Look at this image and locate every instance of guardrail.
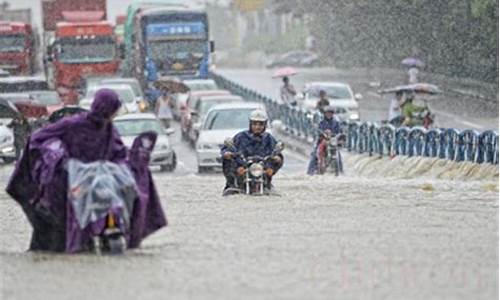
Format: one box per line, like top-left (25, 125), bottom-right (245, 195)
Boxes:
top-left (210, 72), bottom-right (499, 165)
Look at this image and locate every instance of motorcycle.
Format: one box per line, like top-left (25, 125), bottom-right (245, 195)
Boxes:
top-left (316, 130), bottom-right (345, 175)
top-left (67, 158), bottom-right (138, 254)
top-left (223, 141), bottom-right (284, 196)
top-left (386, 107), bottom-right (435, 129)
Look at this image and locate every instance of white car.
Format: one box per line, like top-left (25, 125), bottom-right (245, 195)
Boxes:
top-left (113, 113), bottom-right (176, 172)
top-left (0, 123), bottom-right (14, 163)
top-left (188, 94), bottom-right (244, 145)
top-left (100, 78), bottom-right (148, 112)
top-left (196, 102), bottom-right (267, 173)
top-left (79, 84), bottom-right (139, 115)
top-left (298, 82), bottom-right (362, 121)
top-left (174, 79), bottom-right (218, 119)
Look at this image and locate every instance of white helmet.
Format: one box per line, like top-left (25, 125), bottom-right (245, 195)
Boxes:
top-left (249, 109), bottom-right (268, 122)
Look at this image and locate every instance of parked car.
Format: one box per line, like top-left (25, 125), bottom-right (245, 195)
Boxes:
top-left (265, 51), bottom-right (319, 68)
top-left (180, 89), bottom-right (230, 141)
top-left (188, 94), bottom-right (244, 145)
top-left (113, 113), bottom-right (176, 172)
top-left (79, 84), bottom-right (138, 115)
top-left (297, 82), bottom-right (362, 121)
top-left (174, 79), bottom-right (218, 120)
top-left (196, 102), bottom-right (267, 173)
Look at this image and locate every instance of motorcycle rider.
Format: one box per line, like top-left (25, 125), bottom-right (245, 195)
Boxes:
top-left (221, 109), bottom-right (284, 194)
top-left (401, 92), bottom-right (427, 127)
top-left (307, 105), bottom-right (343, 175)
top-left (316, 90), bottom-right (330, 114)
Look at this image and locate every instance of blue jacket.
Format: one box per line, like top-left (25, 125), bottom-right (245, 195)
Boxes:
top-left (318, 117), bottom-right (341, 135)
top-left (221, 130), bottom-right (279, 168)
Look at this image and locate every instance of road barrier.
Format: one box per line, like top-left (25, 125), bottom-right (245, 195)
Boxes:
top-left (211, 72), bottom-right (498, 165)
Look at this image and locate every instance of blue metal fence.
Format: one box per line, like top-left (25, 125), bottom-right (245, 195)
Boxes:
top-left (210, 72), bottom-right (498, 165)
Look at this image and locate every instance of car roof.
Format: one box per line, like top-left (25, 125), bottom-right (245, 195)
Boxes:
top-left (91, 84), bottom-right (135, 91)
top-left (198, 95), bottom-right (243, 102)
top-left (189, 89), bottom-right (229, 96)
top-left (183, 79), bottom-right (215, 85)
top-left (101, 78), bottom-right (139, 84)
top-left (114, 113), bottom-right (157, 121)
top-left (208, 102), bottom-right (265, 111)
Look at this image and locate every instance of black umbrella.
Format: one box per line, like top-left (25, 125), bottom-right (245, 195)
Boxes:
top-left (49, 106), bottom-right (88, 123)
top-left (0, 98), bottom-right (21, 119)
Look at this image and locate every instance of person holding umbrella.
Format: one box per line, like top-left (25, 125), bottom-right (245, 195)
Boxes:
top-left (280, 76), bottom-right (297, 106)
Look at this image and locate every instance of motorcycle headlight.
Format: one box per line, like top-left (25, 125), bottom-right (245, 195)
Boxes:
top-left (249, 162), bottom-right (264, 177)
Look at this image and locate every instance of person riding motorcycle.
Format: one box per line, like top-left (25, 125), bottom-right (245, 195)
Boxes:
top-left (316, 90), bottom-right (330, 114)
top-left (6, 89), bottom-right (167, 253)
top-left (221, 109), bottom-right (283, 193)
top-left (401, 92), bottom-right (428, 127)
top-left (307, 105), bottom-right (343, 175)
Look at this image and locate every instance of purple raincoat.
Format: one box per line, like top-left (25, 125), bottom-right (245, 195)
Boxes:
top-left (6, 89), bottom-right (167, 252)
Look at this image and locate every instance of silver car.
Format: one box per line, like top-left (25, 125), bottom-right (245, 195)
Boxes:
top-left (114, 113), bottom-right (176, 172)
top-left (297, 82), bottom-right (362, 121)
top-left (196, 102), bottom-right (267, 173)
top-left (174, 79), bottom-right (218, 119)
top-left (80, 84), bottom-right (139, 115)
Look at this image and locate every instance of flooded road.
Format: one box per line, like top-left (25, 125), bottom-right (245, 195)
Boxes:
top-left (1, 155), bottom-right (498, 299)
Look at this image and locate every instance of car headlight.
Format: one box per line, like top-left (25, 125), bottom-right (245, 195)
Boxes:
top-left (0, 135), bottom-right (12, 143)
top-left (155, 143), bottom-right (169, 151)
top-left (249, 162), bottom-right (264, 177)
top-left (139, 101), bottom-right (148, 112)
top-left (1, 146), bottom-right (14, 153)
top-left (349, 113), bottom-right (359, 120)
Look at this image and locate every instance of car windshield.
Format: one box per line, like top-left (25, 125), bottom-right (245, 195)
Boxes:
top-left (0, 34), bottom-right (25, 52)
top-left (56, 36), bottom-right (115, 63)
top-left (114, 119), bottom-right (164, 136)
top-left (203, 108), bottom-right (254, 130)
top-left (102, 80), bottom-right (143, 97)
top-left (29, 92), bottom-right (61, 105)
top-left (186, 81), bottom-right (217, 91)
top-left (199, 99), bottom-right (241, 115)
top-left (86, 86), bottom-right (135, 103)
top-left (149, 40), bottom-right (205, 61)
top-left (307, 85), bottom-right (352, 99)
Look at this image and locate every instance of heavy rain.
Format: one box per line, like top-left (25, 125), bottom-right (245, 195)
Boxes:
top-left (0, 0), bottom-right (498, 299)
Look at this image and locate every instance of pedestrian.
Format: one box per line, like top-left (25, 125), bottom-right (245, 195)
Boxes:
top-left (155, 91), bottom-right (174, 129)
top-left (280, 76), bottom-right (297, 106)
top-left (7, 114), bottom-right (31, 160)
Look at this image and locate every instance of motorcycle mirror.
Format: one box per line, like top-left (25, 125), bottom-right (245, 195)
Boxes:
top-left (223, 137), bottom-right (234, 147)
top-left (275, 141), bottom-right (285, 151)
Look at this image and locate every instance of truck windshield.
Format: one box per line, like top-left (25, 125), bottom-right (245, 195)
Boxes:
top-left (0, 34), bottom-right (25, 52)
top-left (57, 36), bottom-right (115, 64)
top-left (149, 40), bottom-right (205, 62)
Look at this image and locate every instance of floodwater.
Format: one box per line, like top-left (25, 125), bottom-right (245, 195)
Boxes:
top-left (1, 155), bottom-right (497, 299)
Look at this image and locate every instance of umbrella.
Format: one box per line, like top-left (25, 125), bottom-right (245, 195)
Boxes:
top-left (14, 101), bottom-right (49, 118)
top-left (401, 57), bottom-right (425, 68)
top-left (272, 67), bottom-right (298, 78)
top-left (378, 83), bottom-right (441, 95)
top-left (153, 78), bottom-right (190, 93)
top-left (0, 98), bottom-right (21, 119)
top-left (49, 106), bottom-right (88, 123)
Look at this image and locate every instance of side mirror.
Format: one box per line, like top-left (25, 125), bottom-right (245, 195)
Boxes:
top-left (275, 141), bottom-right (285, 151)
top-left (354, 93), bottom-right (363, 101)
top-left (210, 40), bottom-right (215, 53)
top-left (165, 128), bottom-right (175, 135)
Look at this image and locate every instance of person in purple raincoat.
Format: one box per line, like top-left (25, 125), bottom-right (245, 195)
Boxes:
top-left (6, 89), bottom-right (167, 252)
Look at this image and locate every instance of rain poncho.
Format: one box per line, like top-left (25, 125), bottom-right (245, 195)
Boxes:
top-left (6, 89), bottom-right (167, 252)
